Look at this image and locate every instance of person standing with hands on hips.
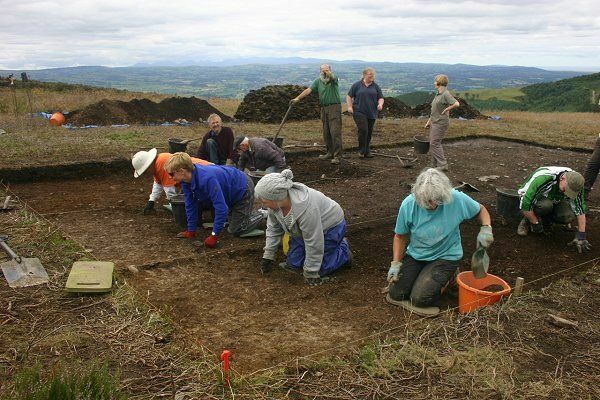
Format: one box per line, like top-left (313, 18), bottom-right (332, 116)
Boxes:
top-left (424, 75), bottom-right (460, 171)
top-left (291, 64), bottom-right (343, 165)
top-left (346, 67), bottom-right (384, 158)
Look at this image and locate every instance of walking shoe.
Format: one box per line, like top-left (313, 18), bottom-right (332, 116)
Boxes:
top-left (279, 261), bottom-right (301, 274)
top-left (364, 153), bottom-right (374, 158)
top-left (435, 164), bottom-right (449, 172)
top-left (330, 157), bottom-right (340, 165)
top-left (342, 250), bottom-right (354, 269)
top-left (517, 217), bottom-right (530, 236)
top-left (318, 153), bottom-right (333, 160)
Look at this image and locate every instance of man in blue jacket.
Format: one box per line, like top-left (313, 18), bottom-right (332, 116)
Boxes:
top-left (165, 152), bottom-right (265, 248)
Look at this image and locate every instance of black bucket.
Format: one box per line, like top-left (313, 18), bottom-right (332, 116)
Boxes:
top-left (168, 138), bottom-right (188, 154)
top-left (413, 135), bottom-right (430, 154)
top-left (496, 188), bottom-right (521, 220)
top-left (170, 194), bottom-right (187, 229)
top-left (267, 136), bottom-right (285, 148)
top-left (247, 170), bottom-right (266, 185)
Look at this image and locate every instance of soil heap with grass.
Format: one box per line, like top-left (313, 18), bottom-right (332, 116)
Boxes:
top-left (378, 97), bottom-right (415, 119)
top-left (234, 85), bottom-right (321, 123)
top-left (67, 97), bottom-right (231, 126)
top-left (413, 96), bottom-right (487, 120)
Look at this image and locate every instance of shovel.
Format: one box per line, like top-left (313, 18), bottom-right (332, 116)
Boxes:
top-left (471, 245), bottom-right (489, 279)
top-left (272, 102), bottom-right (294, 144)
top-left (0, 235), bottom-right (49, 288)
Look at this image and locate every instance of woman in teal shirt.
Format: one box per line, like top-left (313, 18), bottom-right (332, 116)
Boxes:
top-left (386, 168), bottom-right (493, 316)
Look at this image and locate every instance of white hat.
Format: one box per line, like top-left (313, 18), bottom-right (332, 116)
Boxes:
top-left (132, 148), bottom-right (158, 178)
top-left (254, 169), bottom-right (294, 201)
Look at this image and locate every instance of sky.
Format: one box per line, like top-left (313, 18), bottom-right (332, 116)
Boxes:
top-left (1, 0), bottom-right (599, 70)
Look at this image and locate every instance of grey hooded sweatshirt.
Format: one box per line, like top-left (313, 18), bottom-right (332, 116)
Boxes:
top-left (262, 182), bottom-right (345, 277)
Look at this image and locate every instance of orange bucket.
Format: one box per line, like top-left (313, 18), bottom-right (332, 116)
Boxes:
top-left (456, 271), bottom-right (511, 313)
top-left (49, 112), bottom-right (65, 126)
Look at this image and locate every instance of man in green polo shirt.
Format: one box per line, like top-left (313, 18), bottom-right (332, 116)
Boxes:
top-left (291, 64), bottom-right (343, 165)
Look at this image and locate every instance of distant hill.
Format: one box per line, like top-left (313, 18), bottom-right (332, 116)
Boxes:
top-left (0, 62), bottom-right (581, 99)
top-left (453, 73), bottom-right (600, 112)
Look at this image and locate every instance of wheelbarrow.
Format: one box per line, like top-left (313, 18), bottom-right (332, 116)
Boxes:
top-left (0, 235), bottom-right (49, 288)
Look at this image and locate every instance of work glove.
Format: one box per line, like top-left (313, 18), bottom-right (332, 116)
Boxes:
top-left (530, 222), bottom-right (544, 234)
top-left (289, 98), bottom-right (299, 105)
top-left (387, 261), bottom-right (403, 283)
top-left (260, 258), bottom-right (273, 274)
top-left (305, 276), bottom-right (330, 286)
top-left (477, 225), bottom-right (494, 248)
top-left (204, 234), bottom-right (218, 248)
top-left (177, 230), bottom-right (197, 238)
top-left (568, 232), bottom-right (592, 253)
top-left (143, 200), bottom-right (155, 215)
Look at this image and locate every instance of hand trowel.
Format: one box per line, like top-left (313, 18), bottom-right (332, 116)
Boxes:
top-left (471, 245), bottom-right (490, 279)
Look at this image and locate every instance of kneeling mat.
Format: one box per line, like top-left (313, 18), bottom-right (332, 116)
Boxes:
top-left (239, 229), bottom-right (264, 238)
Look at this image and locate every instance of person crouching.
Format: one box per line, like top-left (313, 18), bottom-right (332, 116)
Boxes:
top-left (255, 169), bottom-right (352, 286)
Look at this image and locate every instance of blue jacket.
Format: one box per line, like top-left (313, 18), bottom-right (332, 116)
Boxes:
top-left (182, 165), bottom-right (248, 234)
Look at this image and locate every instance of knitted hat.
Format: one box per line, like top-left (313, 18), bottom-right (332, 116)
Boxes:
top-left (254, 169), bottom-right (294, 201)
top-left (564, 171), bottom-right (584, 199)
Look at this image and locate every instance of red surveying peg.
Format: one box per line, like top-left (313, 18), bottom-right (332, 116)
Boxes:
top-left (220, 350), bottom-right (231, 386)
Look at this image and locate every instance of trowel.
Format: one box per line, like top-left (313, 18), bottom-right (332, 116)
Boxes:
top-left (0, 196), bottom-right (14, 212)
top-left (0, 235), bottom-right (49, 288)
top-left (471, 245), bottom-right (490, 279)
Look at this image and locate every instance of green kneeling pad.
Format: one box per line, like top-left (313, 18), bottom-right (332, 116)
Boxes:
top-left (162, 204), bottom-right (173, 213)
top-left (386, 294), bottom-right (440, 317)
top-left (66, 261), bottom-right (114, 293)
top-left (239, 229), bottom-right (264, 238)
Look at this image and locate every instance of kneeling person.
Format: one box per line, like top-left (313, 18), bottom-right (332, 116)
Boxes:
top-left (165, 152), bottom-right (265, 247)
top-left (517, 166), bottom-right (589, 253)
top-left (234, 136), bottom-right (286, 173)
top-left (255, 169), bottom-right (352, 286)
top-left (387, 168), bottom-right (493, 316)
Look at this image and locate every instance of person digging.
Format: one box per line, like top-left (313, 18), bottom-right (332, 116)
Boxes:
top-left (131, 148), bottom-right (211, 214)
top-left (234, 135), bottom-right (287, 174)
top-left (386, 168), bottom-right (493, 317)
top-left (517, 166), bottom-right (590, 253)
top-left (254, 169), bottom-right (353, 286)
top-left (164, 152), bottom-right (266, 248)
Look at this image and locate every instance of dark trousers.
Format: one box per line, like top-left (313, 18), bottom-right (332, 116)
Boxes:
top-left (321, 104), bottom-right (342, 158)
top-left (206, 138), bottom-right (226, 165)
top-left (389, 255), bottom-right (459, 307)
top-left (533, 198), bottom-right (575, 224)
top-left (353, 113), bottom-right (376, 155)
top-left (584, 136), bottom-right (600, 192)
top-left (227, 175), bottom-right (263, 236)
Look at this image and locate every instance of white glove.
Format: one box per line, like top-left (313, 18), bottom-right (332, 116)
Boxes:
top-left (387, 261), bottom-right (403, 283)
top-left (477, 225), bottom-right (494, 248)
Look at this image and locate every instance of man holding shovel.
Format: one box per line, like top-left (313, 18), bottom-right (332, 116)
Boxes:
top-left (197, 114), bottom-right (236, 166)
top-left (517, 166), bottom-right (590, 253)
top-left (132, 148), bottom-right (211, 214)
top-left (291, 64), bottom-right (343, 165)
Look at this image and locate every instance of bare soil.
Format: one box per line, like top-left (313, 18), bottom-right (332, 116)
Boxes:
top-left (8, 138), bottom-right (599, 372)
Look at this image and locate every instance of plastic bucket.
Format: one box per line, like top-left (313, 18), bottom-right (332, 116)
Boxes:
top-left (168, 138), bottom-right (188, 154)
top-left (49, 112), bottom-right (65, 126)
top-left (247, 170), bottom-right (266, 185)
top-left (456, 271), bottom-right (511, 314)
top-left (496, 188), bottom-right (521, 220)
top-left (267, 136), bottom-right (285, 148)
top-left (413, 135), bottom-right (430, 154)
top-left (169, 194), bottom-right (187, 230)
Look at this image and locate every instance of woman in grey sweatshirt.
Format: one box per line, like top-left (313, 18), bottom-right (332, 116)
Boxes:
top-left (254, 169), bottom-right (352, 285)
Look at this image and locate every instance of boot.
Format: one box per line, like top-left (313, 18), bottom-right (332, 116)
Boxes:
top-left (517, 217), bottom-right (530, 236)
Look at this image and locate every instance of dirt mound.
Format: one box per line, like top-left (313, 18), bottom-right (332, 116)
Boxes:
top-left (413, 96), bottom-right (487, 120)
top-left (67, 97), bottom-right (231, 126)
top-left (234, 85), bottom-right (321, 123)
top-left (379, 97), bottom-right (415, 119)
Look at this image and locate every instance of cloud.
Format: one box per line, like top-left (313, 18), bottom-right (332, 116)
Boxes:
top-left (0, 0), bottom-right (599, 69)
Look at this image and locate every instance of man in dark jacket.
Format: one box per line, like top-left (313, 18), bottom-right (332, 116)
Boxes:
top-left (234, 136), bottom-right (286, 173)
top-left (197, 114), bottom-right (236, 165)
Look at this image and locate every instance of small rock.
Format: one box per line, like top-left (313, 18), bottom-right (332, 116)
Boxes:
top-left (0, 129), bottom-right (6, 135)
top-left (321, 174), bottom-right (326, 179)
top-left (127, 265), bottom-right (139, 274)
top-left (314, 371), bottom-right (324, 377)
top-left (117, 200), bottom-right (124, 204)
top-left (84, 249), bottom-right (93, 253)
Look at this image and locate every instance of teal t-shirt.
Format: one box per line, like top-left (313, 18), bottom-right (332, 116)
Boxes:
top-left (394, 189), bottom-right (481, 261)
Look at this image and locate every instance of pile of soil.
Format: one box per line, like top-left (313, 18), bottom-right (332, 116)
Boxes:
top-left (379, 97), bottom-right (415, 119)
top-left (67, 97), bottom-right (231, 126)
top-left (413, 96), bottom-right (487, 120)
top-left (234, 85), bottom-right (321, 123)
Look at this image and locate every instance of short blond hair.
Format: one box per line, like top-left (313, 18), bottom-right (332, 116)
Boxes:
top-left (164, 152), bottom-right (194, 173)
top-left (435, 74), bottom-right (449, 87)
top-left (207, 113), bottom-right (221, 123)
top-left (363, 67), bottom-right (376, 77)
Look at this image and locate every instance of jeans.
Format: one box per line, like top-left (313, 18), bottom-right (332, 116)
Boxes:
top-left (206, 138), bottom-right (226, 165)
top-left (286, 220), bottom-right (350, 277)
top-left (227, 175), bottom-right (264, 236)
top-left (353, 113), bottom-right (376, 155)
top-left (584, 136), bottom-right (600, 192)
top-left (321, 104), bottom-right (343, 158)
top-left (388, 255), bottom-right (459, 307)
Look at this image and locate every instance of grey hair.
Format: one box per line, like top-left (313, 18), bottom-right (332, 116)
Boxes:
top-left (207, 113), bottom-right (221, 123)
top-left (411, 168), bottom-right (453, 209)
